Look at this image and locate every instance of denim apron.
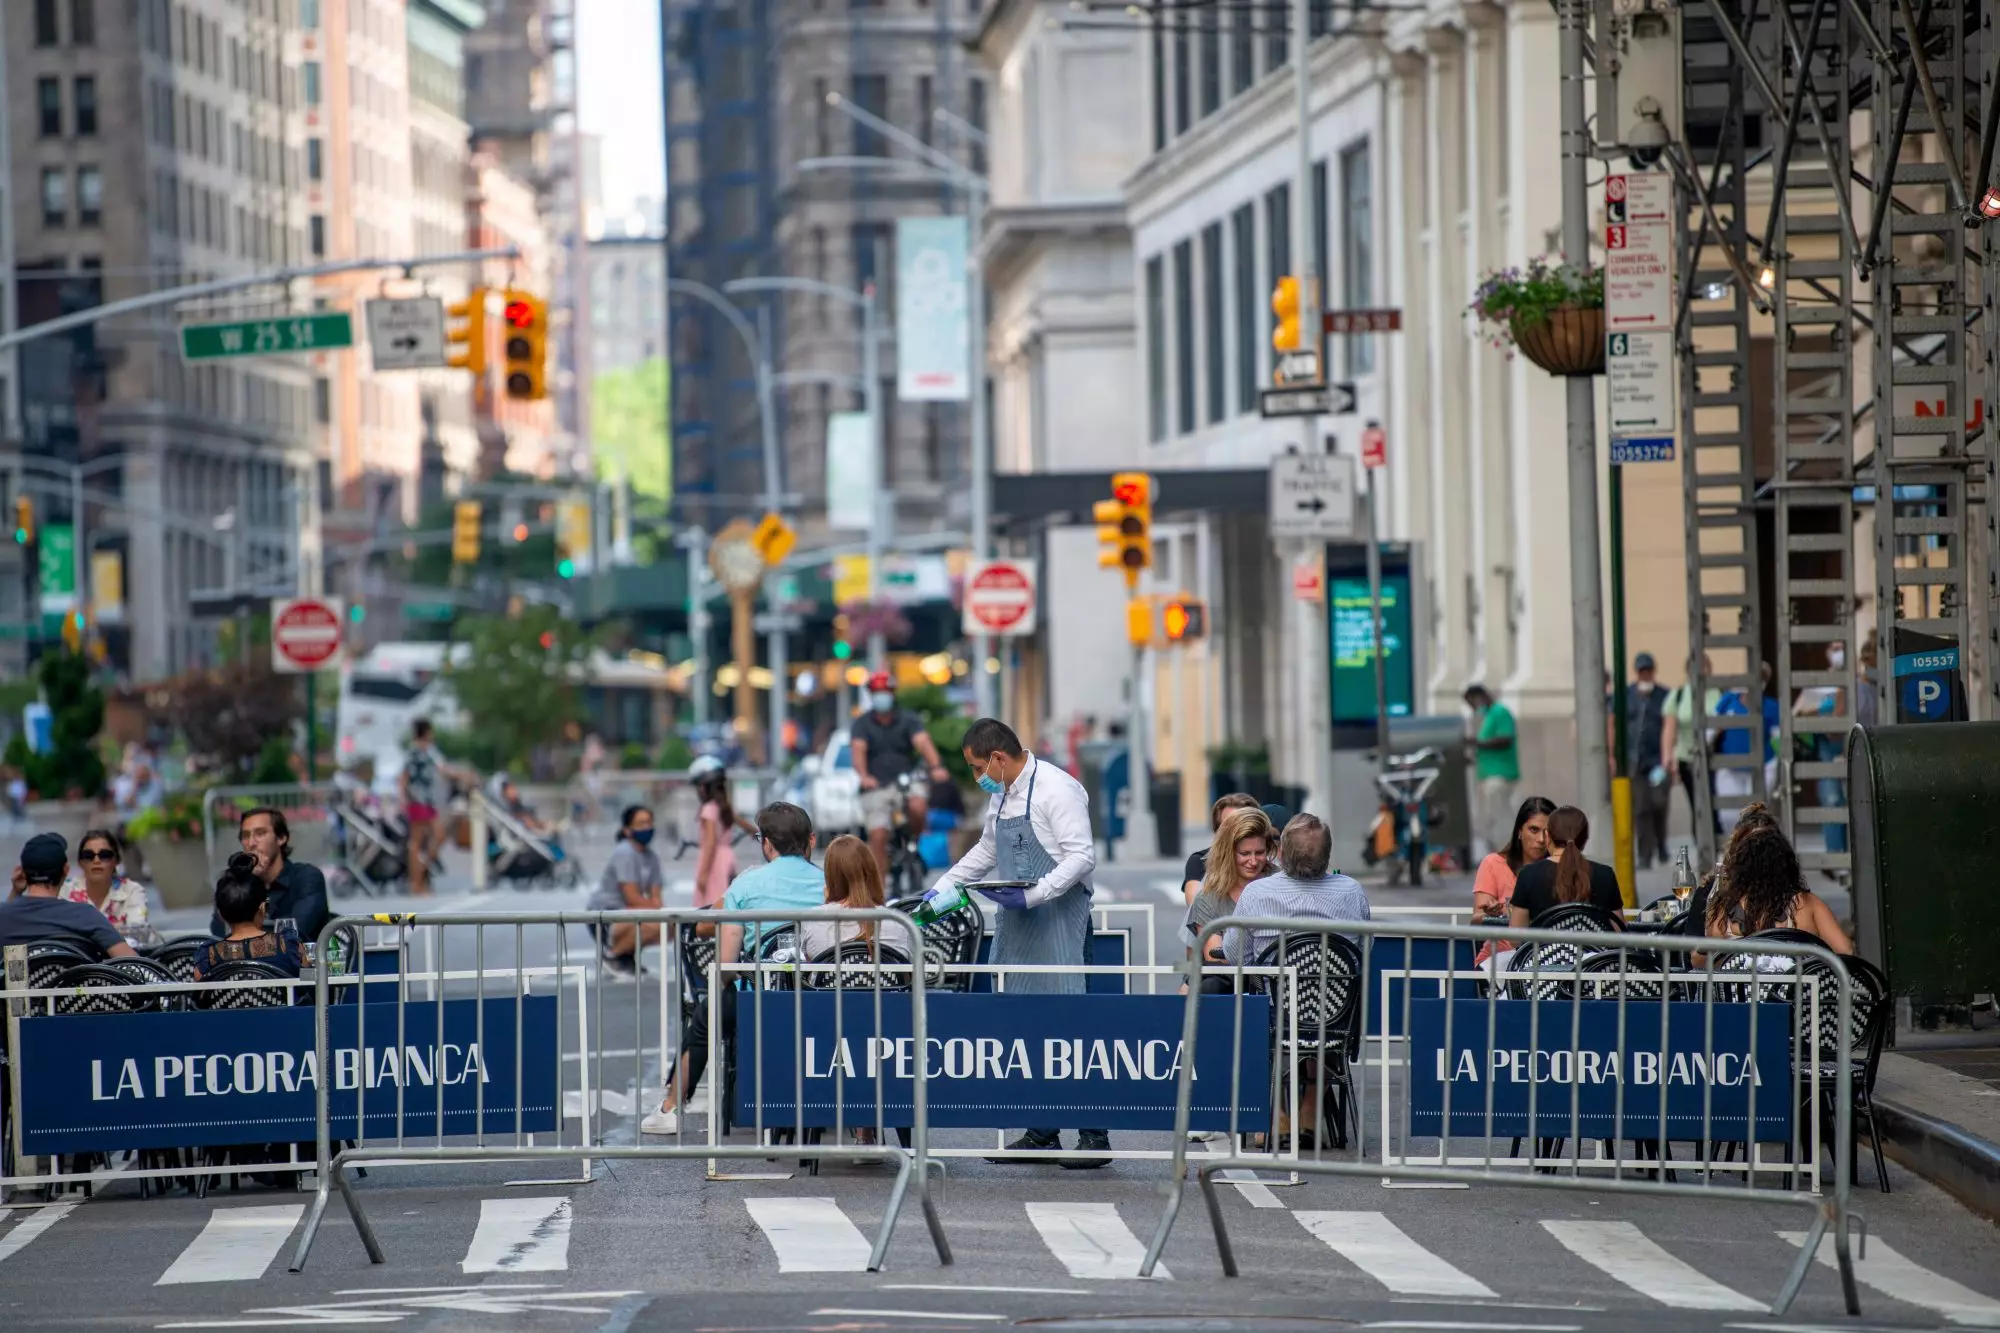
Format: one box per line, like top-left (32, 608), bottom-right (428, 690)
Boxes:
top-left (989, 761), bottom-right (1091, 996)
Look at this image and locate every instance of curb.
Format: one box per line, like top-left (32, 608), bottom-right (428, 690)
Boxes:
top-left (1875, 1095), bottom-right (2000, 1223)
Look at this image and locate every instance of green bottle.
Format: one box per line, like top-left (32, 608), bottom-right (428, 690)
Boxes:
top-left (910, 882), bottom-right (966, 926)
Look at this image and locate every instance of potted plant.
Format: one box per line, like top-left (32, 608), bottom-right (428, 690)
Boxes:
top-left (125, 788), bottom-right (214, 910)
top-left (1470, 258), bottom-right (1606, 376)
top-left (1206, 742), bottom-right (1275, 806)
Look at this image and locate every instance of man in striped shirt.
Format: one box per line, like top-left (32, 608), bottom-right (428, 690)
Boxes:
top-left (1223, 814), bottom-right (1372, 964)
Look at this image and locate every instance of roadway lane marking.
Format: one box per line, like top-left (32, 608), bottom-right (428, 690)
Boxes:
top-left (1541, 1220), bottom-right (1761, 1310)
top-left (1361, 1323), bottom-right (1581, 1331)
top-left (156, 1205), bottom-right (305, 1285)
top-left (745, 1197), bottom-right (873, 1272)
top-left (1781, 1231), bottom-right (2000, 1327)
top-left (1024, 1202), bottom-right (1169, 1280)
top-left (813, 1311), bottom-right (1007, 1323)
top-left (0, 1202), bottom-right (76, 1266)
top-left (1294, 1211), bottom-right (1495, 1297)
top-left (461, 1196), bottom-right (573, 1273)
top-left (882, 1286), bottom-right (1091, 1296)
top-left (1200, 1139), bottom-right (1286, 1207)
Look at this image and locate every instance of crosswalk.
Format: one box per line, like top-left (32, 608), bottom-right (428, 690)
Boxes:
top-left (2, 1190), bottom-right (1999, 1327)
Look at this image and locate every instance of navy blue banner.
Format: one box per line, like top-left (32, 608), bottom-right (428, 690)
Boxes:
top-left (1407, 998), bottom-right (1795, 1142)
top-left (1364, 934), bottom-right (1481, 1037)
top-left (970, 927), bottom-right (1130, 994)
top-left (15, 997), bottom-right (560, 1155)
top-left (734, 993), bottom-right (1270, 1131)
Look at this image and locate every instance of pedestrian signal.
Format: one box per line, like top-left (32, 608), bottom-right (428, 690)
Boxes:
top-left (1162, 596), bottom-right (1207, 644)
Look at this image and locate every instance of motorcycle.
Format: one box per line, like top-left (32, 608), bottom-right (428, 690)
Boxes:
top-left (1361, 747), bottom-right (1443, 886)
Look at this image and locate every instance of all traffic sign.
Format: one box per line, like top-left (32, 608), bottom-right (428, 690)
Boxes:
top-left (271, 596), bottom-right (344, 674)
top-left (962, 559), bottom-right (1038, 638)
top-left (1269, 452), bottom-right (1357, 542)
top-left (365, 297), bottom-right (447, 370)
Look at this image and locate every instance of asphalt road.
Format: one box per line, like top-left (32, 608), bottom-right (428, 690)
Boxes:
top-left (3, 844), bottom-right (1982, 1333)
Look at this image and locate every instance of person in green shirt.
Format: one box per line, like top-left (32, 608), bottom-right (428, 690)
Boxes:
top-left (1659, 655), bottom-right (1723, 838)
top-left (1463, 685), bottom-right (1520, 857)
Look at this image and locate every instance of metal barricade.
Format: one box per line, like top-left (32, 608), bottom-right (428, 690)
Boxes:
top-left (556, 768), bottom-right (784, 844)
top-left (1140, 917), bottom-right (1864, 1317)
top-left (287, 906), bottom-right (949, 1275)
top-left (201, 783), bottom-right (341, 876)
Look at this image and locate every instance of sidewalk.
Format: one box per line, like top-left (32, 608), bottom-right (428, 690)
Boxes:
top-left (1874, 1030), bottom-right (2000, 1221)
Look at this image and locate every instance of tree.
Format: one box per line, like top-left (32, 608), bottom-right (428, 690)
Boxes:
top-left (592, 359), bottom-right (671, 501)
top-left (164, 652), bottom-right (302, 780)
top-left (441, 605), bottom-right (600, 773)
top-left (27, 647), bottom-right (107, 799)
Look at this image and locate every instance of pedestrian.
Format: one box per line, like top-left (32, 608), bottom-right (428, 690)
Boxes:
top-left (0, 834), bottom-right (136, 956)
top-left (1462, 685), bottom-right (1519, 858)
top-left (62, 827), bottom-right (151, 943)
top-left (399, 717), bottom-right (469, 897)
top-left (589, 803), bottom-right (664, 978)
top-left (689, 756), bottom-right (754, 909)
top-left (1182, 792), bottom-right (1261, 906)
top-left (1856, 637), bottom-right (1881, 729)
top-left (850, 671), bottom-right (951, 878)
top-left (1715, 662), bottom-right (1780, 834)
top-left (938, 717), bottom-right (1108, 1168)
top-left (1660, 655), bottom-right (1723, 837)
top-left (1625, 652), bottom-right (1670, 869)
top-left (214, 806), bottom-right (332, 947)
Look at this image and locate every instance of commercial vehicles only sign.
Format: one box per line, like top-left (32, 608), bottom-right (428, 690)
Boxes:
top-left (962, 559), bottom-right (1037, 637)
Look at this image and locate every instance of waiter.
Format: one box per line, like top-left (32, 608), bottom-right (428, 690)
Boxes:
top-left (937, 718), bottom-right (1108, 1168)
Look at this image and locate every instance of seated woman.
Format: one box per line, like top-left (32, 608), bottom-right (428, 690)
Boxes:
top-left (1506, 805), bottom-right (1626, 933)
top-left (1185, 806), bottom-right (1275, 991)
top-left (1473, 797), bottom-right (1554, 967)
top-left (194, 853), bottom-right (306, 981)
top-left (1702, 823), bottom-right (1852, 958)
top-left (61, 827), bottom-right (153, 944)
top-left (803, 834), bottom-right (913, 961)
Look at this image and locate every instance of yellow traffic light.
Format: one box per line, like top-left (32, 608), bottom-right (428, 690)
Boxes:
top-left (1271, 275), bottom-right (1303, 352)
top-left (13, 495), bottom-right (33, 545)
top-left (445, 286), bottom-right (489, 377)
top-left (1126, 595), bottom-right (1155, 648)
top-left (501, 289), bottom-right (548, 401)
top-left (452, 499), bottom-right (482, 565)
top-left (1093, 471), bottom-right (1154, 591)
top-left (1162, 595), bottom-right (1207, 645)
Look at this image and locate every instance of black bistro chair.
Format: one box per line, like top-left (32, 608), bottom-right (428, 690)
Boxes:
top-left (143, 935), bottom-right (209, 984)
top-left (194, 958), bottom-right (297, 1009)
top-left (1506, 904), bottom-right (1625, 1001)
top-left (1250, 932), bottom-right (1365, 1151)
top-left (22, 939), bottom-right (100, 993)
top-left (796, 940), bottom-right (919, 1169)
top-left (889, 892), bottom-right (986, 993)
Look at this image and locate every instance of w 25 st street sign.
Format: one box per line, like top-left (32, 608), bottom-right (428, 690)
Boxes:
top-left (181, 312), bottom-right (354, 361)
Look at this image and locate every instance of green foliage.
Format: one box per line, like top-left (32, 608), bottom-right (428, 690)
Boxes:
top-left (1206, 742), bottom-right (1272, 775)
top-left (441, 605), bottom-right (600, 772)
top-left (1468, 258), bottom-right (1605, 347)
top-left (656, 731), bottom-right (695, 771)
top-left (592, 359), bottom-right (671, 501)
top-left (895, 683), bottom-right (972, 787)
top-left (252, 735), bottom-right (295, 785)
top-left (619, 741), bottom-right (650, 770)
top-left (27, 647), bottom-right (106, 798)
top-left (214, 613), bottom-right (272, 661)
top-left (0, 675), bottom-right (42, 718)
top-left (164, 657), bottom-right (300, 781)
top-left (434, 726), bottom-right (506, 776)
top-left (126, 788), bottom-right (205, 843)
top-left (3, 733), bottom-right (29, 772)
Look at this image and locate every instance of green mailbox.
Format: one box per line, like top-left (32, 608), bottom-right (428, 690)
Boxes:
top-left (1850, 722), bottom-right (2000, 1004)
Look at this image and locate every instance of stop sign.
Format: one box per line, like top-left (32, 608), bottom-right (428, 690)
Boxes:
top-left (271, 596), bottom-right (345, 673)
top-left (962, 560), bottom-right (1038, 637)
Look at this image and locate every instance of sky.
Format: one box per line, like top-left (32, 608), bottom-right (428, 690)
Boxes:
top-left (575, 0), bottom-right (665, 225)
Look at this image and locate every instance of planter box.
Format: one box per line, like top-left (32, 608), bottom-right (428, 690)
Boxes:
top-left (142, 837), bottom-right (215, 910)
top-left (23, 799), bottom-right (101, 855)
top-left (1511, 305), bottom-right (1605, 376)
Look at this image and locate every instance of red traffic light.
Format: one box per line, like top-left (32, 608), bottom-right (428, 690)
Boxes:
top-left (504, 299), bottom-right (537, 329)
top-left (538, 630), bottom-right (555, 650)
top-left (1112, 478), bottom-right (1146, 505)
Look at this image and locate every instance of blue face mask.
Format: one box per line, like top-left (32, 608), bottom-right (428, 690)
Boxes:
top-left (630, 828), bottom-right (655, 847)
top-left (977, 771), bottom-right (1005, 795)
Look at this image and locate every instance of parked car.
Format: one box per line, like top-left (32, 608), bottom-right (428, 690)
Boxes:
top-left (802, 729), bottom-right (863, 836)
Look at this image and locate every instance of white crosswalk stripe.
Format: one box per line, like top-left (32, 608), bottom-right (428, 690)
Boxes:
top-left (746, 1197), bottom-right (875, 1273)
top-left (0, 1203), bottom-right (75, 1267)
top-left (156, 1205), bottom-right (304, 1285)
top-left (1293, 1211), bottom-right (1495, 1297)
top-left (1782, 1231), bottom-right (2000, 1327)
top-left (461, 1196), bottom-right (574, 1274)
top-left (1024, 1201), bottom-right (1168, 1281)
top-left (1542, 1219), bottom-right (1763, 1310)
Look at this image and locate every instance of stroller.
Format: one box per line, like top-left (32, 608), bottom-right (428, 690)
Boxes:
top-left (480, 778), bottom-right (583, 889)
top-left (326, 779), bottom-right (420, 897)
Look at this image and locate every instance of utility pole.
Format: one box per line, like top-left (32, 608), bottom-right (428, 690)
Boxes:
top-left (967, 164), bottom-right (995, 719)
top-left (677, 526), bottom-right (712, 727)
top-left (756, 307), bottom-right (789, 760)
top-left (1291, 0), bottom-right (1336, 814)
top-left (1561, 0), bottom-right (1613, 835)
top-left (862, 283), bottom-right (887, 671)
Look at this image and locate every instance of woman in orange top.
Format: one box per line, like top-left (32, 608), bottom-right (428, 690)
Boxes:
top-left (1474, 796), bottom-right (1554, 966)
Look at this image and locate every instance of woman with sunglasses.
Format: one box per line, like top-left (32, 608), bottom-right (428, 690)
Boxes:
top-left (61, 827), bottom-right (152, 941)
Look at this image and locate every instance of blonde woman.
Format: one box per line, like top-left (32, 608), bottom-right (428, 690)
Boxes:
top-left (1184, 806), bottom-right (1276, 980)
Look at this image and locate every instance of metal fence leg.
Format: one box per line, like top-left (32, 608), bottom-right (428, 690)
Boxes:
top-left (335, 1157), bottom-right (387, 1265)
top-left (919, 1158), bottom-right (953, 1266)
top-left (286, 1178), bottom-right (334, 1273)
top-left (1199, 1163), bottom-right (1238, 1278)
top-left (1830, 1199), bottom-right (1860, 1315)
top-left (1771, 1204), bottom-right (1827, 1315)
top-left (867, 1153), bottom-right (914, 1273)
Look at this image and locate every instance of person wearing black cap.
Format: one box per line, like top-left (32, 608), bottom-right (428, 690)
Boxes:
top-left (1626, 652), bottom-right (1670, 869)
top-left (0, 833), bottom-right (136, 956)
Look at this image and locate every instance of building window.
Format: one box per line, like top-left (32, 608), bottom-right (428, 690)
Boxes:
top-left (34, 0), bottom-right (58, 46)
top-left (850, 75), bottom-right (888, 157)
top-left (1171, 13), bottom-right (1190, 136)
top-left (307, 138), bottom-right (323, 182)
top-left (1313, 158), bottom-right (1329, 297)
top-left (1265, 183), bottom-right (1291, 351)
top-left (74, 77), bottom-right (97, 135)
top-left (969, 78), bottom-right (988, 174)
top-left (71, 0), bottom-right (94, 45)
top-left (1341, 139), bottom-right (1375, 374)
top-left (314, 376), bottom-right (331, 424)
top-left (37, 78), bottom-right (62, 137)
top-left (301, 0), bottom-right (321, 28)
top-left (1172, 238), bottom-right (1195, 435)
top-left (1198, 18), bottom-right (1221, 118)
top-left (814, 78), bottom-right (831, 155)
top-left (1146, 255), bottom-right (1166, 444)
top-left (309, 214), bottom-right (326, 257)
top-left (917, 75), bottom-right (934, 146)
top-left (40, 168), bottom-right (68, 227)
top-left (1232, 203), bottom-right (1258, 414)
top-left (1266, 11), bottom-right (1289, 73)
top-left (77, 166), bottom-right (102, 226)
top-left (1150, 16), bottom-right (1166, 151)
top-left (304, 61), bottom-right (322, 107)
top-left (1230, 4), bottom-right (1255, 95)
top-left (1201, 222), bottom-right (1225, 425)
top-left (1310, 0), bottom-right (1334, 36)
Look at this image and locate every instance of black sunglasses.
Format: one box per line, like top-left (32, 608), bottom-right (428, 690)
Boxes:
top-left (77, 848), bottom-right (117, 863)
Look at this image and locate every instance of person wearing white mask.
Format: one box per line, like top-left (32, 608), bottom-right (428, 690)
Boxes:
top-left (850, 670), bottom-right (951, 878)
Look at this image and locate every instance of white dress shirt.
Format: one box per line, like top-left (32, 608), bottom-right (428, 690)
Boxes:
top-left (936, 753), bottom-right (1096, 909)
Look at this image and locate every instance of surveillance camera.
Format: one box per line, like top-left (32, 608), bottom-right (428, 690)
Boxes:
top-left (1627, 97), bottom-right (1671, 171)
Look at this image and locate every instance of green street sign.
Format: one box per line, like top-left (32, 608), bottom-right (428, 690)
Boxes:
top-left (403, 601), bottom-right (458, 622)
top-left (180, 312), bottom-right (354, 361)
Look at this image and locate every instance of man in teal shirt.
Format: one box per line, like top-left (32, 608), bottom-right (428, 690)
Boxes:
top-left (720, 801), bottom-right (826, 962)
top-left (1464, 684), bottom-right (1520, 857)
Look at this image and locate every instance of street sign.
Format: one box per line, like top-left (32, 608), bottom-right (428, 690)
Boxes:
top-left (1292, 558), bottom-right (1325, 602)
top-left (1260, 386), bottom-right (1332, 418)
top-left (1361, 424), bottom-right (1388, 469)
top-left (1330, 382), bottom-right (1358, 415)
top-left (1604, 171), bottom-right (1674, 332)
top-left (271, 596), bottom-right (344, 674)
top-left (1604, 170), bottom-right (1672, 224)
top-left (1269, 452), bottom-right (1358, 542)
top-left (751, 511), bottom-right (796, 566)
top-left (709, 519), bottom-right (765, 594)
top-left (1607, 330), bottom-right (1677, 464)
top-left (1275, 349), bottom-right (1322, 385)
top-left (180, 312), bottom-right (354, 361)
top-left (37, 523), bottom-right (74, 616)
top-left (752, 611), bottom-right (806, 634)
top-left (365, 296), bottom-right (447, 371)
top-left (962, 559), bottom-right (1038, 637)
top-left (1324, 308), bottom-right (1402, 334)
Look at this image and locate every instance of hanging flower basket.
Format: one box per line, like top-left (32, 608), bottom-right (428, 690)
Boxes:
top-left (1470, 259), bottom-right (1606, 377)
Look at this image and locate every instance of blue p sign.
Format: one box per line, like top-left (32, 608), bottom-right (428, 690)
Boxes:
top-left (1894, 647), bottom-right (1959, 722)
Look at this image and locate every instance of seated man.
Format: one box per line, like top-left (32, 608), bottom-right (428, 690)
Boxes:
top-left (1223, 814), bottom-right (1372, 966)
top-left (639, 801), bottom-right (826, 1136)
top-left (0, 833), bottom-right (136, 957)
top-left (195, 853), bottom-right (307, 980)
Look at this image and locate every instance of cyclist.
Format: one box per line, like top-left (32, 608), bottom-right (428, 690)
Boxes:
top-left (850, 671), bottom-right (950, 880)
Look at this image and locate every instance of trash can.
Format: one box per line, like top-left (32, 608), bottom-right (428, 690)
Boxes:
top-left (1150, 771), bottom-right (1184, 861)
top-left (1851, 721), bottom-right (2000, 1004)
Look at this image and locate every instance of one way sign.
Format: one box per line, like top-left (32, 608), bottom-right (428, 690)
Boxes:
top-left (366, 296), bottom-right (448, 371)
top-left (1269, 451), bottom-right (1357, 542)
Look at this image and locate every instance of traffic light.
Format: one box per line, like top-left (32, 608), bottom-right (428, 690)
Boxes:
top-left (1271, 276), bottom-right (1303, 352)
top-left (1093, 471), bottom-right (1154, 591)
top-left (501, 289), bottom-right (548, 401)
top-left (445, 286), bottom-right (488, 378)
top-left (1162, 595), bottom-right (1208, 645)
top-left (452, 499), bottom-right (482, 565)
top-left (1126, 595), bottom-right (1155, 648)
top-left (832, 613), bottom-right (853, 661)
top-left (12, 496), bottom-right (32, 545)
